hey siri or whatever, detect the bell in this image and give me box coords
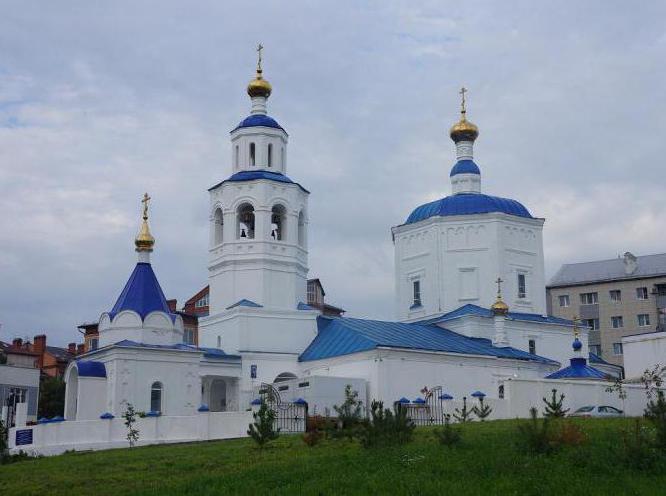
[240,228,247,238]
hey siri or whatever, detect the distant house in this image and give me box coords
[5,336,77,378]
[306,279,345,317]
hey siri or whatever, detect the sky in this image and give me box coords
[1,1,666,346]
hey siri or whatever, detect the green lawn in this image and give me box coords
[0,418,663,495]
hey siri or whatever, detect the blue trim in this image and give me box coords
[293,398,307,405]
[439,393,454,400]
[397,397,411,404]
[76,360,106,378]
[405,193,533,224]
[109,263,176,322]
[546,357,609,380]
[471,391,486,398]
[198,404,210,412]
[209,171,309,194]
[450,159,480,176]
[100,412,114,419]
[409,303,423,310]
[232,114,285,133]
[250,398,262,406]
[413,398,426,404]
[51,416,65,422]
[297,302,315,311]
[226,298,264,310]
[38,417,49,424]
[111,340,240,359]
[415,303,574,327]
[145,411,161,417]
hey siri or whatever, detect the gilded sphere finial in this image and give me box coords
[491,277,509,316]
[247,43,272,98]
[450,86,479,143]
[135,193,155,252]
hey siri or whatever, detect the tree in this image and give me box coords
[38,376,66,418]
[473,397,493,421]
[542,389,569,418]
[122,404,140,448]
[333,384,363,439]
[452,397,474,423]
[644,390,666,451]
[517,407,555,454]
[435,414,462,447]
[0,419,7,459]
[357,400,415,448]
[0,352,6,365]
[247,401,279,448]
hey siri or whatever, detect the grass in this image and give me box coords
[0,418,664,495]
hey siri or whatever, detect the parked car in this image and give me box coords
[569,405,623,418]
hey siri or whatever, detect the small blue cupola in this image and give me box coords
[546,322,608,380]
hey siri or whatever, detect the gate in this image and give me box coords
[258,383,307,433]
[401,386,447,426]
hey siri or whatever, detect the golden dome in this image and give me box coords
[135,193,155,253]
[491,297,509,316]
[449,87,479,143]
[247,70,272,98]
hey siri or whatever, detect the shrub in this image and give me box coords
[0,419,7,461]
[644,390,666,451]
[452,397,474,423]
[38,376,66,419]
[554,422,587,447]
[247,401,279,448]
[302,429,323,447]
[357,400,415,448]
[620,419,659,471]
[333,385,364,439]
[472,397,493,421]
[517,407,556,454]
[122,404,140,448]
[435,414,461,447]
[307,415,336,433]
[542,389,569,418]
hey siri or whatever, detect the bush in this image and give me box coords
[38,376,66,419]
[435,415,461,447]
[357,400,415,448]
[302,429,324,447]
[333,385,364,440]
[306,415,336,433]
[517,407,556,454]
[554,422,587,447]
[247,401,279,448]
[644,390,666,451]
[620,419,660,471]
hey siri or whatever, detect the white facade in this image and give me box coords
[623,331,666,380]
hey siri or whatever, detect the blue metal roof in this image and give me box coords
[109,263,176,321]
[226,299,263,310]
[209,170,309,194]
[450,159,480,176]
[76,360,106,378]
[112,340,240,359]
[416,304,574,327]
[232,114,285,133]
[405,193,533,225]
[545,357,609,380]
[297,302,315,310]
[299,316,558,364]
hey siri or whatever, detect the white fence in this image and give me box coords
[8,411,253,457]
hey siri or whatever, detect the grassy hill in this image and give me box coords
[0,418,663,495]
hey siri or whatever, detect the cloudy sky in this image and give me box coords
[1,1,665,346]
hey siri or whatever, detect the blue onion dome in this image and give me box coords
[405,193,533,224]
[572,337,582,352]
[234,114,284,131]
[450,159,480,176]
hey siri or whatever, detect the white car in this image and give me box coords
[569,405,624,418]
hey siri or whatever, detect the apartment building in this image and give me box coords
[547,252,666,367]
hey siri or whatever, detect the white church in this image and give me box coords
[10,51,645,455]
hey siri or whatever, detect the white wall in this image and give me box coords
[623,332,666,380]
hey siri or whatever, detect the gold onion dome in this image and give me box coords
[247,43,272,98]
[135,193,155,252]
[449,87,479,143]
[491,277,509,316]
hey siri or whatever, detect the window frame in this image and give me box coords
[412,280,422,308]
[638,313,651,327]
[609,290,622,303]
[517,273,527,299]
[612,342,624,355]
[558,294,570,307]
[611,316,624,329]
[580,292,599,305]
[150,381,163,414]
[636,287,649,300]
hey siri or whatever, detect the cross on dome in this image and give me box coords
[135,192,155,255]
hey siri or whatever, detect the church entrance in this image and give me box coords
[202,376,238,412]
[209,379,227,412]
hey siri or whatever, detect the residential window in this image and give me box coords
[558,295,570,307]
[528,339,536,355]
[612,342,623,355]
[580,292,598,305]
[609,290,621,303]
[89,338,98,351]
[412,280,422,308]
[517,273,526,299]
[583,318,600,330]
[195,293,209,308]
[150,382,163,413]
[590,344,602,356]
[636,287,649,300]
[183,328,195,345]
[638,314,651,327]
[611,316,624,329]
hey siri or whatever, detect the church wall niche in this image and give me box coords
[446,224,487,251]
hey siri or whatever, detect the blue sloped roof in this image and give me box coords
[416,303,573,326]
[109,263,176,321]
[113,340,240,359]
[232,114,285,133]
[76,360,106,378]
[209,170,309,194]
[297,302,315,310]
[299,316,558,364]
[405,193,533,225]
[546,357,609,380]
[226,299,263,310]
[450,159,480,176]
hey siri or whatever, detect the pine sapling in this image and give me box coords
[247,401,280,448]
[453,396,474,423]
[542,389,569,418]
[473,397,493,421]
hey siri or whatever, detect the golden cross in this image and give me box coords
[495,277,503,296]
[256,43,264,72]
[459,86,467,114]
[141,192,151,220]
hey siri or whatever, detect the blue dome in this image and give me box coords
[572,338,582,351]
[405,193,534,224]
[450,160,480,177]
[233,114,285,132]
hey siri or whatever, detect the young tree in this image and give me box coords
[542,389,569,418]
[38,376,66,419]
[333,384,363,439]
[122,404,140,448]
[452,397,474,423]
[247,401,279,448]
[435,414,462,447]
[473,397,493,421]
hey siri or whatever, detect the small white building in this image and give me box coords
[623,331,666,380]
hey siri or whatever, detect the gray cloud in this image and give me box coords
[1,1,665,345]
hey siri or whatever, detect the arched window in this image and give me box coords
[150,381,163,413]
[498,384,505,399]
[267,143,273,167]
[217,336,221,348]
[273,372,297,383]
[237,203,255,239]
[280,147,284,167]
[214,208,223,245]
[271,204,287,241]
[249,142,256,166]
[298,210,305,247]
[234,145,239,169]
